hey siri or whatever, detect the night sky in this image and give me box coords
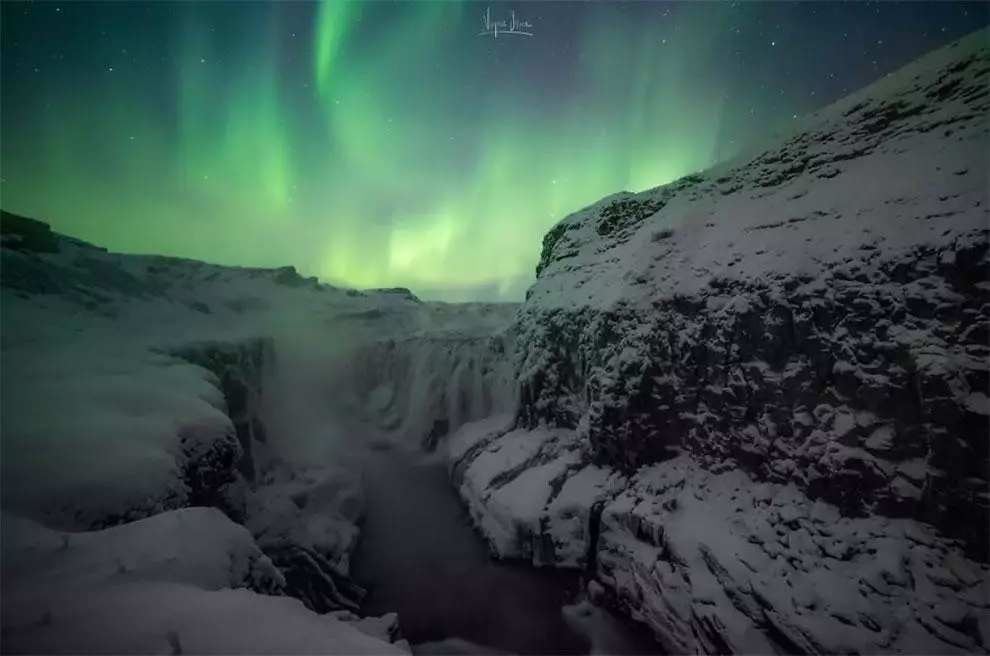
[2,1,987,301]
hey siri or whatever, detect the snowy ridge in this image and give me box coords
[529,29,988,309]
[446,29,990,655]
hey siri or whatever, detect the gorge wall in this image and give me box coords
[447,28,990,655]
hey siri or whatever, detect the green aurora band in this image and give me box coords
[308,1,733,298]
[3,1,759,301]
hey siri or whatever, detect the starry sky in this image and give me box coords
[2,1,987,301]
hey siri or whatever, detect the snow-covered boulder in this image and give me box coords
[451,28,990,655]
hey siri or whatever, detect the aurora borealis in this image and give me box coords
[2,2,987,301]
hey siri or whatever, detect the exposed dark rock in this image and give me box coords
[256,543,365,614]
[368,287,423,303]
[0,211,60,254]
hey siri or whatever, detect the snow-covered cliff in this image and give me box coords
[448,28,990,654]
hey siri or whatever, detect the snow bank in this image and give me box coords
[1,508,283,597]
[1,344,235,528]
[1,581,405,655]
[0,509,407,654]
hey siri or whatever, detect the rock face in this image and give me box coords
[172,338,275,493]
[448,29,990,655]
[171,339,373,615]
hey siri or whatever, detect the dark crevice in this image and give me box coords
[585,500,606,579]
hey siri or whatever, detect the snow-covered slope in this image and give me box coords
[528,30,987,309]
[447,28,990,655]
[3,581,408,655]
[0,509,411,654]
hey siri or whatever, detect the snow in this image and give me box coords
[3,25,987,656]
[545,465,628,568]
[591,457,990,655]
[2,201,519,652]
[1,345,233,528]
[1,508,283,595]
[461,427,560,495]
[445,413,517,467]
[455,427,570,557]
[245,464,363,573]
[0,509,404,655]
[1,581,406,655]
[488,454,579,527]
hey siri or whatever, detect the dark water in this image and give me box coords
[351,449,591,655]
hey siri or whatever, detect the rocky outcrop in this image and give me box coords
[448,29,990,655]
[171,338,274,490]
[0,211,61,254]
